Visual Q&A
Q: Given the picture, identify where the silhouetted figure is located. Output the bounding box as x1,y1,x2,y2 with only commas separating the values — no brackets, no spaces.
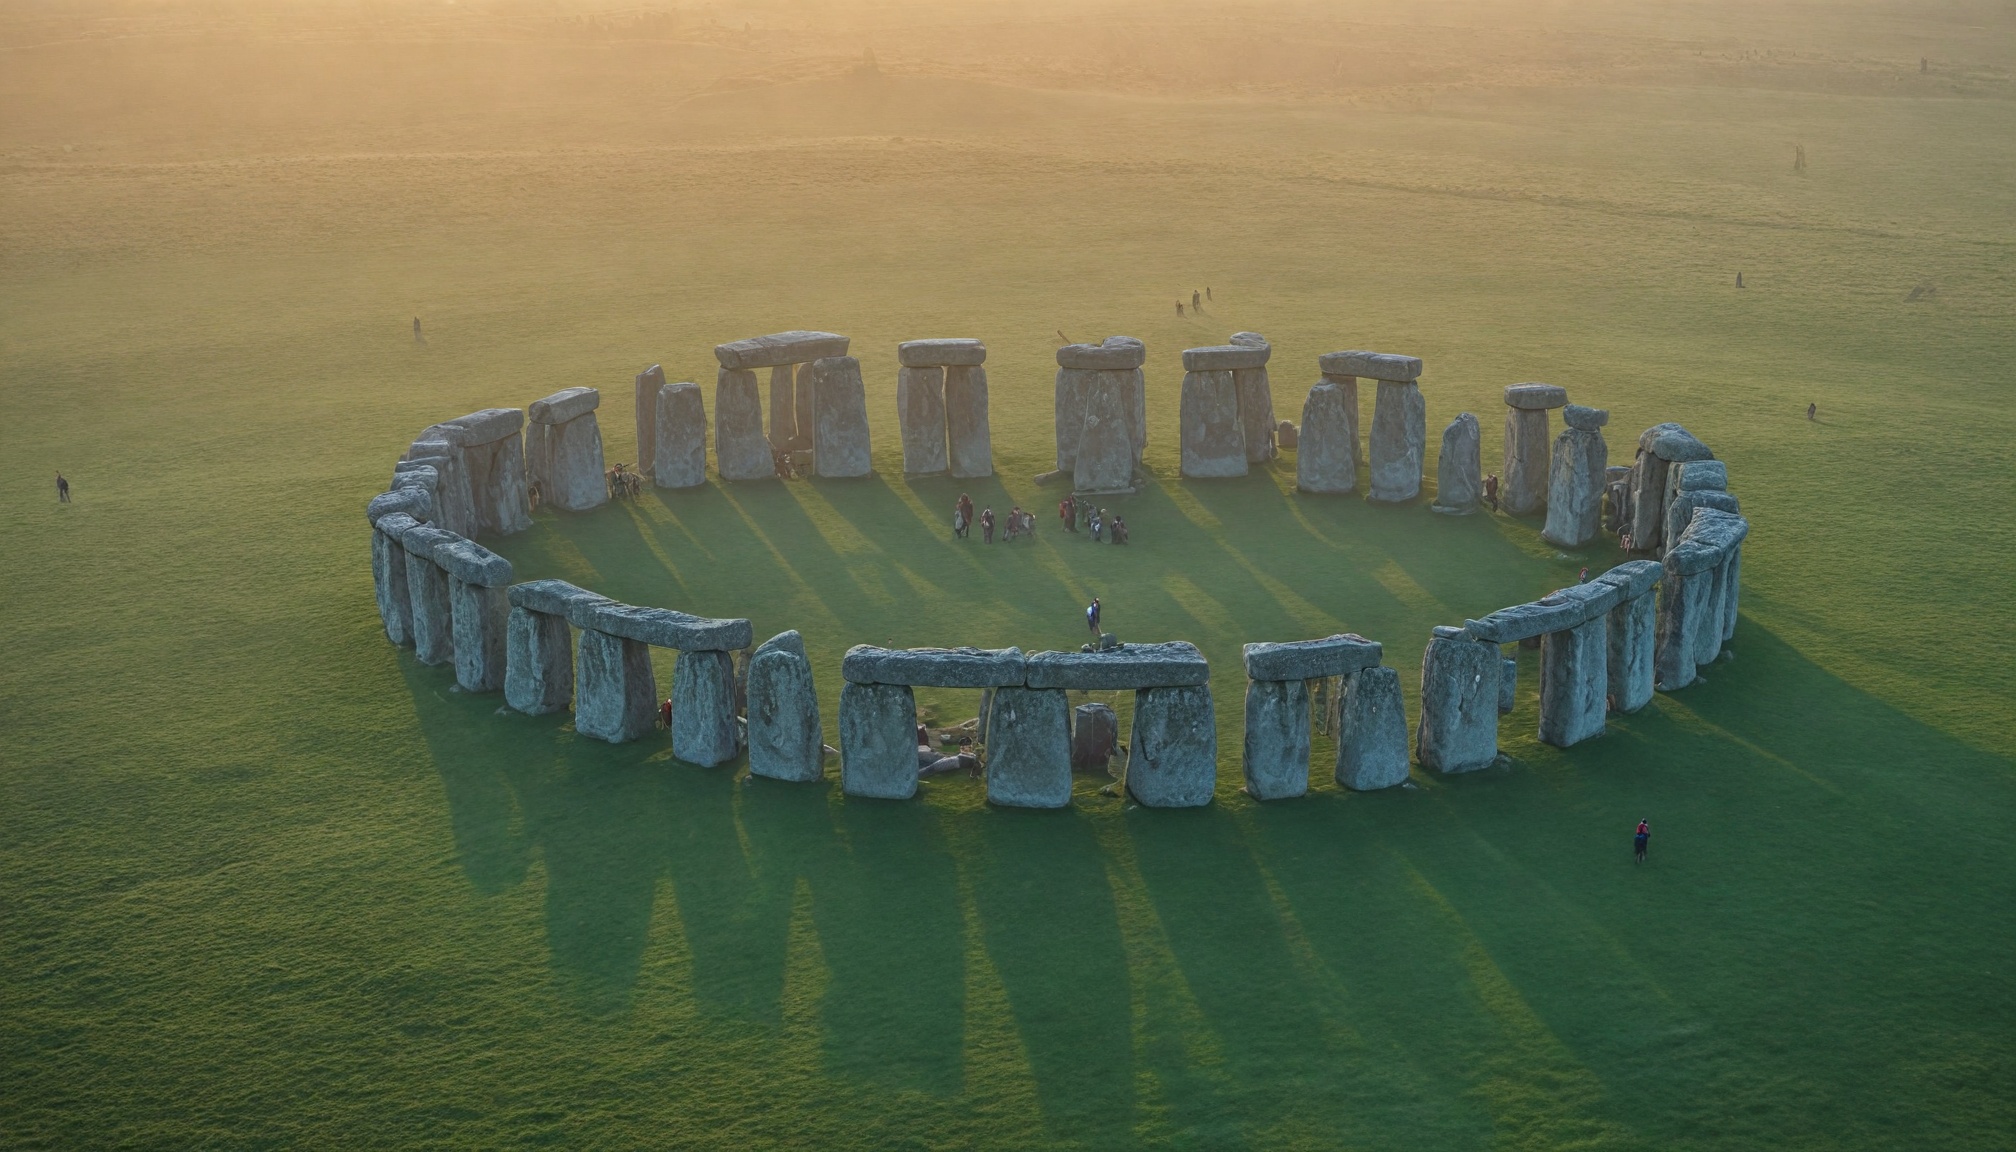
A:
413,316,426,345
1793,143,1806,173
1086,597,1102,635
1060,495,1077,532
1921,56,1929,73
1176,302,1185,317
980,507,996,544
1736,272,1745,288
1206,286,1213,301
1111,515,1129,544
1483,473,1500,512
56,472,70,503
1191,290,1201,311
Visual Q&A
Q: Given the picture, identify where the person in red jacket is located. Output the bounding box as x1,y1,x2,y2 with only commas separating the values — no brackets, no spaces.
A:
1634,820,1651,863
660,698,673,732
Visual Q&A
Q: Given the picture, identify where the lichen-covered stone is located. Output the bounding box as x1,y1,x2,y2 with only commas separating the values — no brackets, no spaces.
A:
1242,678,1310,801
1538,616,1607,747
528,386,600,426
1126,368,1147,464
1025,642,1209,691
635,364,665,474
574,628,657,743
1075,370,1136,492
840,681,918,800
841,645,1026,688
1056,336,1145,371
1319,351,1421,382
1126,684,1217,807
449,578,509,693
1235,367,1276,462
1504,383,1568,411
1605,583,1656,713
562,598,752,652
1503,407,1551,516
1417,633,1501,773
1182,344,1271,371
897,365,948,475
507,577,598,616
1671,459,1728,493
713,330,850,371
809,356,872,479
1337,666,1409,790
1541,426,1608,547
1367,380,1425,502
544,412,608,512
1242,634,1382,681
372,527,412,645
1642,422,1713,463
899,338,987,367
1433,412,1482,513
672,648,739,767
402,530,455,667
1296,379,1358,494
985,686,1073,808
1465,581,1622,644
1562,403,1609,431
505,605,574,715
1180,369,1247,478
435,407,525,446
714,367,774,482
944,365,993,478
747,630,823,783
653,382,707,489
367,487,432,526
1663,490,1741,556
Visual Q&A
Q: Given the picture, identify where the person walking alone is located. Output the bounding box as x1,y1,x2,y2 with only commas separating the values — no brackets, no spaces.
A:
55,472,70,503
1086,597,1102,636
1633,819,1651,863
660,697,674,732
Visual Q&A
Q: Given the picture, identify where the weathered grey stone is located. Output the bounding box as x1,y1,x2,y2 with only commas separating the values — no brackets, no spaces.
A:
714,367,774,482
1235,367,1276,463
1538,616,1607,746
507,577,598,616
811,356,872,479
1502,407,1552,517
1664,490,1741,556
1054,367,1093,472
449,578,509,693
1605,583,1657,713
1126,368,1147,464
1229,331,1267,348
432,535,514,588
1126,684,1217,807
1643,422,1713,463
1542,426,1609,547
635,364,665,475
1367,380,1426,502
575,628,657,743
1075,371,1136,492
1056,336,1145,371
562,598,752,653
1296,380,1358,494
841,645,1026,688
367,487,432,527
505,606,574,715
899,338,987,367
373,511,421,544
1242,633,1382,681
1242,678,1310,801
986,686,1073,808
1499,658,1517,713
1277,420,1299,450
522,420,552,499
1320,351,1421,382
1671,459,1728,493
769,365,800,450
372,527,412,645
1465,581,1622,645
839,681,918,800
794,362,816,451
1562,403,1609,431
401,527,456,667
544,413,608,512
1504,383,1569,411
1071,703,1119,773
713,330,850,371
392,459,439,489
1679,506,1750,556
461,432,532,537
1026,642,1209,691
405,440,472,537
1337,666,1409,790
437,407,525,446
1433,413,1482,513
1183,344,1271,371
945,365,993,479
1180,369,1247,478
1625,443,1668,551
747,631,823,783
1655,559,1715,690
672,648,739,767
1417,633,1501,773
528,386,600,426
653,382,707,489
897,365,948,475
1594,559,1663,602
1719,545,1742,643
1603,474,1631,535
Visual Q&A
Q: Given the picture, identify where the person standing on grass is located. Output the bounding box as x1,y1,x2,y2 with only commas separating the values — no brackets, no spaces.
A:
660,697,673,732
1087,597,1102,636
1807,403,1817,421
56,472,70,503
1634,819,1651,863
1483,473,1500,513
981,507,996,544
1192,289,1202,311
1176,302,1185,317
1060,495,1077,533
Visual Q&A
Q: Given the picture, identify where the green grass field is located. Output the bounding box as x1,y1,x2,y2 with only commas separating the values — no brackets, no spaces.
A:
3,2,2014,1147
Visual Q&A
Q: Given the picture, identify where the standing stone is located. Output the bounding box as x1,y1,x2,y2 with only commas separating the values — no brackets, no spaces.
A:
1606,587,1656,713
1071,703,1119,773
840,680,918,800
1541,423,1609,547
1180,370,1246,478
1627,423,1712,551
1655,560,1715,691
371,527,412,645
1235,367,1276,462
747,630,823,783
1417,628,1501,773
575,628,658,743
1603,465,1631,535
544,413,608,512
449,579,509,693
1074,372,1135,493
1241,678,1310,801
635,364,665,475
1126,368,1147,464
715,367,774,482
1432,413,1482,514
1126,683,1217,808
944,365,993,478
1054,368,1093,472
402,544,453,668
811,356,872,479
986,686,1073,808
672,648,739,767
768,365,799,450
1663,490,1740,560
653,382,707,489
1337,666,1409,790
1720,546,1742,642
1367,380,1426,502
1503,408,1552,516
897,365,949,475
505,607,574,715
1277,420,1299,450
794,362,816,452
1538,617,1607,746
1296,379,1358,494
1499,658,1518,714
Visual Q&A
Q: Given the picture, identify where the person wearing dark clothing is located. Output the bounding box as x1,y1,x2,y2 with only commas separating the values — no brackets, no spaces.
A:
1483,473,1500,513
955,494,974,538
1176,302,1185,317
1634,820,1650,863
660,698,673,731
413,317,426,345
1111,516,1128,544
1206,286,1213,301
980,507,996,544
1191,289,1202,311
1086,597,1101,635
1807,403,1817,421
1060,495,1077,532
56,472,70,503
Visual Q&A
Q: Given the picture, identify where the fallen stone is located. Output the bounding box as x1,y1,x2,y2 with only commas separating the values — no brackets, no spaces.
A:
769,365,799,450
1026,641,1209,691
635,364,665,475
367,487,432,526
1071,703,1119,773
897,365,949,475
1541,426,1609,547
811,356,873,478
1498,658,1517,714
574,628,658,743
1367,380,1426,502
1054,368,1093,472
714,367,773,482
449,578,509,693
1235,367,1277,462
1563,403,1609,430
1433,412,1482,513
841,645,1027,688
673,649,740,767
653,382,708,489
1465,581,1622,644
1056,336,1145,371
985,686,1073,808
1126,683,1217,807
505,605,574,715
747,630,824,783
1242,678,1311,801
713,330,850,371
371,527,412,645
1417,632,1502,773
432,535,514,588
563,598,752,653
1296,380,1358,494
1502,407,1551,516
1242,633,1382,681
1075,370,1136,492
1182,344,1271,371
1337,666,1410,790
840,681,918,800
899,338,987,367
544,412,608,512
1180,369,1247,477
944,365,994,478
1605,583,1657,713
1642,422,1713,463
528,386,600,426
1538,616,1607,746
1319,351,1422,382
1504,383,1569,411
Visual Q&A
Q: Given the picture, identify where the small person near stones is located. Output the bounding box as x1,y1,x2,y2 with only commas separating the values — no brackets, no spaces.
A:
1483,473,1500,513
1807,403,1817,421
1060,495,1077,533
1578,567,1589,583
981,507,996,544
527,480,542,512
56,472,70,503
1634,819,1651,863
660,697,673,732
1089,507,1104,541
1086,597,1102,636
955,494,974,539
1111,515,1129,544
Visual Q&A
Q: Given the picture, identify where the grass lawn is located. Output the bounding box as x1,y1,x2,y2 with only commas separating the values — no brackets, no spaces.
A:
3,4,2014,1147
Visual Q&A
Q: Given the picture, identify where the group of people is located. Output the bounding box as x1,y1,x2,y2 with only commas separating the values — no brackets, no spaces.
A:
1175,286,1214,317
1057,494,1129,544
953,494,1040,543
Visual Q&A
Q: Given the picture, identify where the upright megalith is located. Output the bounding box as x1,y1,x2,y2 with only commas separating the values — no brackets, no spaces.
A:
1596,560,1661,714
1241,678,1310,801
897,339,987,478
400,525,458,667
560,594,752,747
1418,626,1502,772
714,368,773,481
1656,507,1748,688
1337,666,1409,790
1542,404,1609,547
986,686,1073,808
811,356,873,478
715,330,852,372
1433,413,1482,514
506,579,591,715
1624,422,1713,552
1296,378,1358,494
411,408,531,539
1072,703,1119,774
368,502,423,646
1075,370,1136,493
944,364,993,478
1180,367,1245,478
435,534,514,693
673,649,739,767
527,387,607,512
1321,352,1424,502
576,627,658,744
1057,337,1145,484
840,644,1029,802
1026,642,1214,807
635,364,665,475
747,630,823,783
1465,579,1622,748
896,364,947,475
1502,383,1567,517
839,681,918,800
1229,333,1278,463
652,382,707,489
